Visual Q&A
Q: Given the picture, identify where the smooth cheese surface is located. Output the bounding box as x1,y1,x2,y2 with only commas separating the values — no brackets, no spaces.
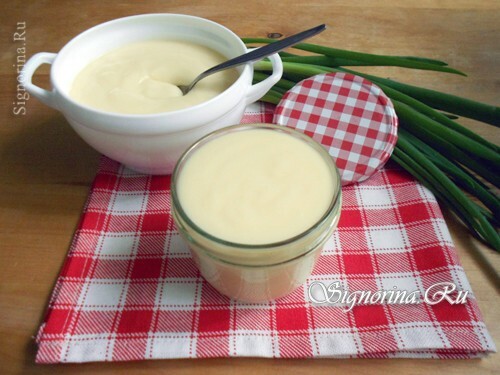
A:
177,128,336,245
70,40,238,114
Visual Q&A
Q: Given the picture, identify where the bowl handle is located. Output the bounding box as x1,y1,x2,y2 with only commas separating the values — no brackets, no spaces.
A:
244,51,283,105
21,52,58,109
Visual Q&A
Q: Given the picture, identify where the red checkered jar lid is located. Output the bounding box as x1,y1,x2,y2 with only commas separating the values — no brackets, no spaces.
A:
273,72,398,185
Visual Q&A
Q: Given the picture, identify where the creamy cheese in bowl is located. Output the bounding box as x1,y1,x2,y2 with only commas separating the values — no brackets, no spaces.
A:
70,40,239,114
171,124,342,302
20,14,283,174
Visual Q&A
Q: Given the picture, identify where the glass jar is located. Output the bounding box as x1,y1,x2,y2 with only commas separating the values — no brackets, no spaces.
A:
171,124,342,302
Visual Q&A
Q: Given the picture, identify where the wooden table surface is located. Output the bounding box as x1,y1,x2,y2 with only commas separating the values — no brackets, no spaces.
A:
0,1,498,374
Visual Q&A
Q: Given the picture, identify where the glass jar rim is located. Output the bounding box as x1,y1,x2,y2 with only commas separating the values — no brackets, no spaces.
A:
171,123,342,250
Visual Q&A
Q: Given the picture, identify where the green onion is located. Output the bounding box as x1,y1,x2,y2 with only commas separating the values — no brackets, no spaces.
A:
260,89,282,105
391,141,499,251
280,55,450,68
338,67,500,126
399,128,500,221
394,101,500,187
242,38,465,75
359,80,500,153
253,72,297,92
393,101,500,163
245,38,500,251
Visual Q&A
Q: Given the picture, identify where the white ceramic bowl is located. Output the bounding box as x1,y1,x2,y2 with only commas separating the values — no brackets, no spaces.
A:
21,14,283,174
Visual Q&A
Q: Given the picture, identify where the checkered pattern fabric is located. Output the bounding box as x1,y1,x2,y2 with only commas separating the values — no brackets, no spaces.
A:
274,73,398,185
35,103,495,363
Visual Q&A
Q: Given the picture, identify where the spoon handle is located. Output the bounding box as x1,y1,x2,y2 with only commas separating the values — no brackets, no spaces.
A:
186,24,326,93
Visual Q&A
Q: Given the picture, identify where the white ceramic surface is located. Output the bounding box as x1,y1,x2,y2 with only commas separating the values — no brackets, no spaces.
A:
21,14,283,174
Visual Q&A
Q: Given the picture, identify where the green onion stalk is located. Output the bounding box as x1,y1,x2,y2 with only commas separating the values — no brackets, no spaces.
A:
242,38,500,251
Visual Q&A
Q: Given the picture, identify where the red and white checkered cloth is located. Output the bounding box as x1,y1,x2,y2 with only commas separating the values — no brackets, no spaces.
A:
35,103,495,363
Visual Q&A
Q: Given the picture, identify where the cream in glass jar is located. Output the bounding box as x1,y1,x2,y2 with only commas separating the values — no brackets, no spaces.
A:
171,124,342,302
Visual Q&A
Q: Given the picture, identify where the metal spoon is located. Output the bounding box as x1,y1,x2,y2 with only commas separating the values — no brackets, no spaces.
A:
178,24,326,95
